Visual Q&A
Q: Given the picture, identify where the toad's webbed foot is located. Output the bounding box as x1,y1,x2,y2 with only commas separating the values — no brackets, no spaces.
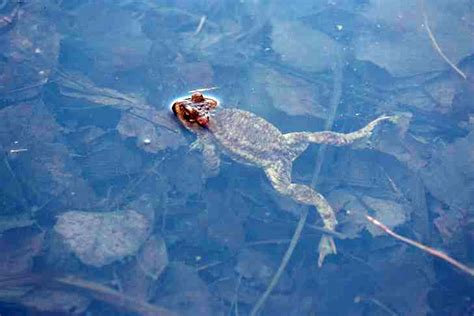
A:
282,115,397,158
318,235,337,267
264,160,338,267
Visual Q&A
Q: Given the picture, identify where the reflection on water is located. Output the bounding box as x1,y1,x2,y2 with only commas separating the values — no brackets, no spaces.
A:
0,0,473,315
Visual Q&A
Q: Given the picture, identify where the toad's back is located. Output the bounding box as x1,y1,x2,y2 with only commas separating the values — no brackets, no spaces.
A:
208,108,287,166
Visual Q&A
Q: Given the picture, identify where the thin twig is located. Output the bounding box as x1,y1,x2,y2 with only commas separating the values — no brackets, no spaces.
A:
251,50,344,315
107,155,166,211
194,15,206,35
250,209,308,316
247,239,291,246
56,70,180,133
196,260,224,272
2,153,29,211
0,274,177,315
229,274,242,316
249,214,349,239
4,78,57,95
366,215,474,277
421,2,467,79
305,223,351,239
354,295,398,316
55,275,177,315
188,86,219,93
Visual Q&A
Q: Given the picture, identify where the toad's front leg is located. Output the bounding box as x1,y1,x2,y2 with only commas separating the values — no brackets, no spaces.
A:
264,160,337,267
190,135,221,178
202,142,220,178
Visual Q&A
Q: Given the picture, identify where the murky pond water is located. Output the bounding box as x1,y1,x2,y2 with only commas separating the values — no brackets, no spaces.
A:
1,1,473,315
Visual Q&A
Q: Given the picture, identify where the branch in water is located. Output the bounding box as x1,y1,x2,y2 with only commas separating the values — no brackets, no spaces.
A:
0,274,177,316
366,215,474,277
421,5,467,79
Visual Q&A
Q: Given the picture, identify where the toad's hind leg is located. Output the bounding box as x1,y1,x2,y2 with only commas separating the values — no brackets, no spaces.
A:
283,115,396,154
264,160,337,267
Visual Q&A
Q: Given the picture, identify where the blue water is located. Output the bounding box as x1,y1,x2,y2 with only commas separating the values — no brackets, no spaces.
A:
0,0,473,315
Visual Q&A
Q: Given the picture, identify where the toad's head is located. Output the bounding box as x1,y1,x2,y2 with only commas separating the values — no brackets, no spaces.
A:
172,92,218,131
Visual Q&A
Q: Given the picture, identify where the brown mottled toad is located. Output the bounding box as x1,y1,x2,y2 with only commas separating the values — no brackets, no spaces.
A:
172,92,396,266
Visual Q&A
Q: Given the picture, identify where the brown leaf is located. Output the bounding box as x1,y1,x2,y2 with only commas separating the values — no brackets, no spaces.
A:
119,234,168,301
54,210,151,267
355,1,474,77
156,262,211,315
255,65,330,119
20,288,90,315
271,20,341,72
137,234,169,280
0,2,59,97
117,112,186,153
0,101,98,210
0,227,44,275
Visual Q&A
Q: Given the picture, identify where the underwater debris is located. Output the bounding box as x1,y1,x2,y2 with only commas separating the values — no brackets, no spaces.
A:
254,64,330,119
271,20,341,72
0,227,44,276
421,3,467,80
0,1,60,106
206,190,246,251
156,262,211,315
361,196,410,237
188,86,219,93
354,295,398,316
0,273,177,315
0,213,35,233
137,234,169,280
117,234,168,302
56,275,177,316
327,190,412,239
20,288,90,315
80,138,143,182
366,215,474,277
61,2,152,75
194,15,207,35
0,100,98,212
250,210,307,316
0,2,20,32
354,0,473,77
54,210,151,267
56,71,185,153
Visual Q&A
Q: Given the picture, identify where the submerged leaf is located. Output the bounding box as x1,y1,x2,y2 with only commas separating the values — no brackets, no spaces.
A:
0,228,44,275
20,289,90,315
355,0,474,77
254,65,329,119
271,20,341,72
137,234,169,280
156,262,211,315
54,210,151,267
117,112,185,153
329,190,411,238
362,196,410,237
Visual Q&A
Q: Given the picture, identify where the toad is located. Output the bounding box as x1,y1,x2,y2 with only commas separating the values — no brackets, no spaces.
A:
172,92,397,266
